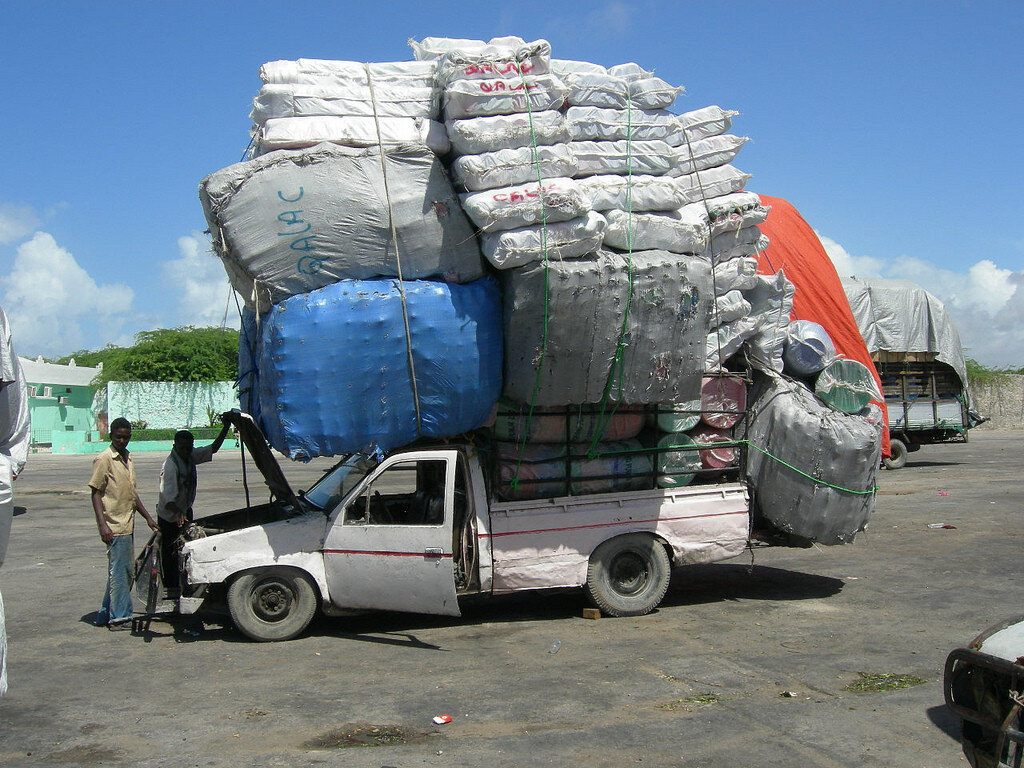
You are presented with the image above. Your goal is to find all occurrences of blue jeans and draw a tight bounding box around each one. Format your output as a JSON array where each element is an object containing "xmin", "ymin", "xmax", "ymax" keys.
[{"xmin": 97, "ymin": 535, "xmax": 134, "ymax": 625}]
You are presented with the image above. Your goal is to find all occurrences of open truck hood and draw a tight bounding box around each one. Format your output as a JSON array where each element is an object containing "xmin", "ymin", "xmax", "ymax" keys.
[{"xmin": 223, "ymin": 410, "xmax": 304, "ymax": 511}]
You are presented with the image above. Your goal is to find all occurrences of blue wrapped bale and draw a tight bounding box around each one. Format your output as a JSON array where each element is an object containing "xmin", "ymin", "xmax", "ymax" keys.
[{"xmin": 242, "ymin": 277, "xmax": 503, "ymax": 459}]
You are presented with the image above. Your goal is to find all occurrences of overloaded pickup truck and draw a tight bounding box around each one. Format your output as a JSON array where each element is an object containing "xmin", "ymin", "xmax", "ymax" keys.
[{"xmin": 170, "ymin": 412, "xmax": 751, "ymax": 641}]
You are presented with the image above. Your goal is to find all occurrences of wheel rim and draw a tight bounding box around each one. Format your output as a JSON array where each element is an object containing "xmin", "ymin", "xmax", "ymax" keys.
[
  {"xmin": 250, "ymin": 579, "xmax": 295, "ymax": 622},
  {"xmin": 609, "ymin": 552, "xmax": 650, "ymax": 596}
]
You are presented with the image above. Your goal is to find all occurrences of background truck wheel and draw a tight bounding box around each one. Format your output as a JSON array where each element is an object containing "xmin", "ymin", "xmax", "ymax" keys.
[
  {"xmin": 584, "ymin": 534, "xmax": 671, "ymax": 617},
  {"xmin": 227, "ymin": 568, "xmax": 317, "ymax": 642},
  {"xmin": 883, "ymin": 438, "xmax": 908, "ymax": 470}
]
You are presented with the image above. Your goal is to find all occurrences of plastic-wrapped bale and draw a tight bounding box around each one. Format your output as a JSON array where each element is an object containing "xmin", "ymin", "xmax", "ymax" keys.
[
  {"xmin": 566, "ymin": 106, "xmax": 687, "ymax": 145},
  {"xmin": 199, "ymin": 143, "xmax": 483, "ymax": 311},
  {"xmin": 783, "ymin": 320, "xmax": 836, "ymax": 378},
  {"xmin": 745, "ymin": 373, "xmax": 882, "ymax": 544},
  {"xmin": 494, "ymin": 440, "xmax": 653, "ymax": 501},
  {"xmin": 571, "ymin": 140, "xmax": 676, "ymax": 178},
  {"xmin": 442, "ymin": 74, "xmax": 567, "ymax": 120},
  {"xmin": 460, "ymin": 178, "xmax": 591, "ymax": 233},
  {"xmin": 450, "ymin": 143, "xmax": 577, "ymax": 191},
  {"xmin": 677, "ymin": 105, "xmax": 739, "ymax": 140},
  {"xmin": 243, "ymin": 277, "xmax": 503, "ymax": 459},
  {"xmin": 446, "ymin": 110, "xmax": 569, "ymax": 155},
  {"xmin": 577, "ymin": 174, "xmax": 686, "ymax": 212},
  {"xmin": 250, "ymin": 81, "xmax": 438, "ymax": 123},
  {"xmin": 502, "ymin": 250, "xmax": 711, "ymax": 405},
  {"xmin": 480, "ymin": 210, "xmax": 606, "ymax": 270},
  {"xmin": 411, "ymin": 36, "xmax": 551, "ymax": 82},
  {"xmin": 491, "ymin": 400, "xmax": 645, "ymax": 443},
  {"xmin": 260, "ymin": 58, "xmax": 437, "ymax": 88},
  {"xmin": 603, "ymin": 207, "xmax": 708, "ymax": 253},
  {"xmin": 674, "ymin": 166, "xmax": 753, "ymax": 206},
  {"xmin": 253, "ymin": 116, "xmax": 450, "ymax": 156},
  {"xmin": 667, "ymin": 135, "xmax": 749, "ymax": 177},
  {"xmin": 814, "ymin": 359, "xmax": 881, "ymax": 414},
  {"xmin": 707, "ymin": 226, "xmax": 769, "ymax": 264}
]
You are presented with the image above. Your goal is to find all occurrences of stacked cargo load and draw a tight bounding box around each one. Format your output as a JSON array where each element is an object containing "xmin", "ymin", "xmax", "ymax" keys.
[{"xmin": 197, "ymin": 36, "xmax": 882, "ymax": 546}]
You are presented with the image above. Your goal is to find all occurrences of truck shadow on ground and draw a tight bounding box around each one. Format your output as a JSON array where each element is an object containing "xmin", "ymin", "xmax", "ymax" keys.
[{"xmin": 310, "ymin": 563, "xmax": 843, "ymax": 647}]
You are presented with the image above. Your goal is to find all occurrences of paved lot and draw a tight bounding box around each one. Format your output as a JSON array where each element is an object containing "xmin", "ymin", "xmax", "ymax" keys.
[{"xmin": 0, "ymin": 432, "xmax": 1019, "ymax": 767}]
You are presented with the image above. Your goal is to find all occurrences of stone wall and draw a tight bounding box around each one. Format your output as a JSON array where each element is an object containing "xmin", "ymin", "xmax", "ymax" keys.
[{"xmin": 968, "ymin": 374, "xmax": 1024, "ymax": 430}]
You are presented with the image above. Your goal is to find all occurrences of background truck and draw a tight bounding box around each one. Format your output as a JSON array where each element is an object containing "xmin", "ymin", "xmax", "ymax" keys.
[
  {"xmin": 175, "ymin": 412, "xmax": 751, "ymax": 641},
  {"xmin": 842, "ymin": 277, "xmax": 983, "ymax": 469}
]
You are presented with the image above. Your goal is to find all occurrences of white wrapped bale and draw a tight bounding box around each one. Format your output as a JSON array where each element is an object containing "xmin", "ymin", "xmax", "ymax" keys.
[
  {"xmin": 566, "ymin": 106, "xmax": 685, "ymax": 144},
  {"xmin": 571, "ymin": 139, "xmax": 676, "ymax": 178},
  {"xmin": 199, "ymin": 143, "xmax": 483, "ymax": 310},
  {"xmin": 450, "ymin": 143, "xmax": 577, "ymax": 191},
  {"xmin": 446, "ymin": 110, "xmax": 569, "ymax": 155},
  {"xmin": 708, "ymin": 226, "xmax": 769, "ymax": 263},
  {"xmin": 254, "ymin": 115, "xmax": 450, "ymax": 155},
  {"xmin": 743, "ymin": 271, "xmax": 796, "ymax": 373},
  {"xmin": 745, "ymin": 373, "xmax": 882, "ymax": 545},
  {"xmin": 435, "ymin": 38, "xmax": 552, "ymax": 84},
  {"xmin": 480, "ymin": 210, "xmax": 607, "ymax": 269},
  {"xmin": 627, "ymin": 76, "xmax": 683, "ymax": 109},
  {"xmin": 502, "ymin": 250, "xmax": 712, "ymax": 405},
  {"xmin": 604, "ymin": 207, "xmax": 708, "ymax": 253},
  {"xmin": 442, "ymin": 75, "xmax": 567, "ymax": 119},
  {"xmin": 551, "ymin": 59, "xmax": 607, "ymax": 77},
  {"xmin": 715, "ymin": 290, "xmax": 752, "ymax": 324},
  {"xmin": 260, "ymin": 58, "xmax": 437, "ymax": 88},
  {"xmin": 711, "ymin": 256, "xmax": 760, "ymax": 293},
  {"xmin": 561, "ymin": 72, "xmax": 629, "ymax": 108},
  {"xmin": 607, "ymin": 62, "xmax": 653, "ymax": 81},
  {"xmin": 673, "ymin": 165, "xmax": 752, "ymax": 205},
  {"xmin": 678, "ymin": 105, "xmax": 739, "ymax": 140},
  {"xmin": 577, "ymin": 174, "xmax": 686, "ymax": 212},
  {"xmin": 703, "ymin": 191, "xmax": 769, "ymax": 235},
  {"xmin": 251, "ymin": 82, "xmax": 438, "ymax": 123},
  {"xmin": 668, "ymin": 135, "xmax": 749, "ymax": 176},
  {"xmin": 460, "ymin": 178, "xmax": 591, "ymax": 232}
]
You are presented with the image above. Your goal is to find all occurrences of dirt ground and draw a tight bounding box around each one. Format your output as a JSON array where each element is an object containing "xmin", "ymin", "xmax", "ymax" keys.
[{"xmin": 0, "ymin": 431, "xmax": 1020, "ymax": 767}]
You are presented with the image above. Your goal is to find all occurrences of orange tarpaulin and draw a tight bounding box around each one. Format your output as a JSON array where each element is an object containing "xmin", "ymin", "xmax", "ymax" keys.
[{"xmin": 753, "ymin": 195, "xmax": 890, "ymax": 457}]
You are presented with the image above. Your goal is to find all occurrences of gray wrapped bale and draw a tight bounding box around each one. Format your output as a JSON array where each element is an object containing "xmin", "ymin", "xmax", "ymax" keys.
[
  {"xmin": 745, "ymin": 374, "xmax": 882, "ymax": 545},
  {"xmin": 502, "ymin": 250, "xmax": 711, "ymax": 405},
  {"xmin": 199, "ymin": 142, "xmax": 483, "ymax": 310}
]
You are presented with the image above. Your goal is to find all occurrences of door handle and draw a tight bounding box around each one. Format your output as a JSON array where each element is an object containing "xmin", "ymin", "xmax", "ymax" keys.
[{"xmin": 424, "ymin": 547, "xmax": 443, "ymax": 559}]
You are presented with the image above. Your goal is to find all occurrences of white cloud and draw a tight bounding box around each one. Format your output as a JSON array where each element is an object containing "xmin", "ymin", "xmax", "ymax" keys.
[
  {"xmin": 0, "ymin": 232, "xmax": 135, "ymax": 356},
  {"xmin": 816, "ymin": 233, "xmax": 885, "ymax": 279},
  {"xmin": 160, "ymin": 233, "xmax": 239, "ymax": 330},
  {"xmin": 818, "ymin": 231, "xmax": 1024, "ymax": 366},
  {"xmin": 0, "ymin": 204, "xmax": 41, "ymax": 245}
]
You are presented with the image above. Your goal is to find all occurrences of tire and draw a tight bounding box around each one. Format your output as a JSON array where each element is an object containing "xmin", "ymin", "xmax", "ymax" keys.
[
  {"xmin": 584, "ymin": 534, "xmax": 671, "ymax": 617},
  {"xmin": 227, "ymin": 568, "xmax": 318, "ymax": 642},
  {"xmin": 883, "ymin": 438, "xmax": 908, "ymax": 470}
]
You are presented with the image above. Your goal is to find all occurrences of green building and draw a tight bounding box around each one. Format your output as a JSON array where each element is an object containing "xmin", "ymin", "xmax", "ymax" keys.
[{"xmin": 20, "ymin": 357, "xmax": 101, "ymax": 446}]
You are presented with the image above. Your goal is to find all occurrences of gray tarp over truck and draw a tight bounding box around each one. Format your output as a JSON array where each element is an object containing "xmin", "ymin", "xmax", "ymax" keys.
[{"xmin": 841, "ymin": 277, "xmax": 983, "ymax": 468}]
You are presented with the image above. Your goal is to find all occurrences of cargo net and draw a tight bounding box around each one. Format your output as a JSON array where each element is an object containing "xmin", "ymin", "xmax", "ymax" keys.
[{"xmin": 489, "ymin": 375, "xmax": 750, "ymax": 502}]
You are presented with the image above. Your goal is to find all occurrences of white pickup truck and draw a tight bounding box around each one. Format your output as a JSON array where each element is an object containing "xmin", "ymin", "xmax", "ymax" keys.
[{"xmin": 176, "ymin": 412, "xmax": 751, "ymax": 641}]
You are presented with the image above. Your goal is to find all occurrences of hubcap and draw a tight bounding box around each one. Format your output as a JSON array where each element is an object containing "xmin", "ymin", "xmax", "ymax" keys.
[
  {"xmin": 251, "ymin": 580, "xmax": 293, "ymax": 622},
  {"xmin": 610, "ymin": 552, "xmax": 649, "ymax": 596}
]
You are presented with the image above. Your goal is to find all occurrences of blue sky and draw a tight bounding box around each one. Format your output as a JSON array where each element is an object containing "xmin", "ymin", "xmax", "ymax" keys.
[{"xmin": 1, "ymin": 0, "xmax": 1022, "ymax": 365}]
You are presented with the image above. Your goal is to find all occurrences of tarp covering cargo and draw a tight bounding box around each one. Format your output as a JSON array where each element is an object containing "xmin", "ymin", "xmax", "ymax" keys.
[
  {"xmin": 840, "ymin": 277, "xmax": 969, "ymax": 390},
  {"xmin": 199, "ymin": 142, "xmax": 483, "ymax": 311},
  {"xmin": 239, "ymin": 278, "xmax": 503, "ymax": 459},
  {"xmin": 502, "ymin": 250, "xmax": 710, "ymax": 406},
  {"xmin": 745, "ymin": 373, "xmax": 882, "ymax": 545},
  {"xmin": 754, "ymin": 195, "xmax": 889, "ymax": 455}
]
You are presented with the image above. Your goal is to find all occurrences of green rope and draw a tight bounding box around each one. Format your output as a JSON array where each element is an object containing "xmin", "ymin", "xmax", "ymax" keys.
[
  {"xmin": 582, "ymin": 439, "xmax": 879, "ymax": 496},
  {"xmin": 588, "ymin": 97, "xmax": 637, "ymax": 458},
  {"xmin": 509, "ymin": 61, "xmax": 551, "ymax": 493}
]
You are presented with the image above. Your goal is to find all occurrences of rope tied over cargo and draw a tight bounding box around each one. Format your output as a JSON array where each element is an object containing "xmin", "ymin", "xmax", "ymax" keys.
[
  {"xmin": 508, "ymin": 60, "xmax": 553, "ymax": 492},
  {"xmin": 365, "ymin": 62, "xmax": 423, "ymax": 434},
  {"xmin": 587, "ymin": 96, "xmax": 636, "ymax": 459}
]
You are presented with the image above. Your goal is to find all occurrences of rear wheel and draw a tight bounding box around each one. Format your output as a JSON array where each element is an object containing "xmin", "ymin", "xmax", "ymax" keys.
[
  {"xmin": 227, "ymin": 568, "xmax": 318, "ymax": 642},
  {"xmin": 883, "ymin": 438, "xmax": 908, "ymax": 470},
  {"xmin": 584, "ymin": 534, "xmax": 671, "ymax": 617}
]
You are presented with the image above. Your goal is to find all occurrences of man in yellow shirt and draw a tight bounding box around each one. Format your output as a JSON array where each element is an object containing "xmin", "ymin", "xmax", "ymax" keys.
[{"xmin": 89, "ymin": 418, "xmax": 158, "ymax": 629}]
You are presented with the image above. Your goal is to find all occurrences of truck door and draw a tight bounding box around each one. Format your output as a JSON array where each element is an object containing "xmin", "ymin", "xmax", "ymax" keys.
[{"xmin": 322, "ymin": 451, "xmax": 460, "ymax": 616}]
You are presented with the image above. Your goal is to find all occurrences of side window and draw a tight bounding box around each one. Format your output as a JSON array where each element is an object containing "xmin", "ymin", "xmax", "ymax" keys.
[{"xmin": 344, "ymin": 458, "xmax": 448, "ymax": 526}]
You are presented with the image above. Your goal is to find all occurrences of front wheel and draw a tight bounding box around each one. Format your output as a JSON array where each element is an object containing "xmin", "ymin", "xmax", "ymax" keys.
[
  {"xmin": 227, "ymin": 568, "xmax": 318, "ymax": 642},
  {"xmin": 883, "ymin": 438, "xmax": 908, "ymax": 470},
  {"xmin": 584, "ymin": 534, "xmax": 671, "ymax": 617}
]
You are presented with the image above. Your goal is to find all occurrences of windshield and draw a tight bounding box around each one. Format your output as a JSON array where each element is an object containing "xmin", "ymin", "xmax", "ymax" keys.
[{"xmin": 303, "ymin": 453, "xmax": 377, "ymax": 512}]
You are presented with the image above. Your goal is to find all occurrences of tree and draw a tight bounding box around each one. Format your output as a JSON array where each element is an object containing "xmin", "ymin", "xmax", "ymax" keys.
[{"xmin": 55, "ymin": 327, "xmax": 239, "ymax": 386}]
